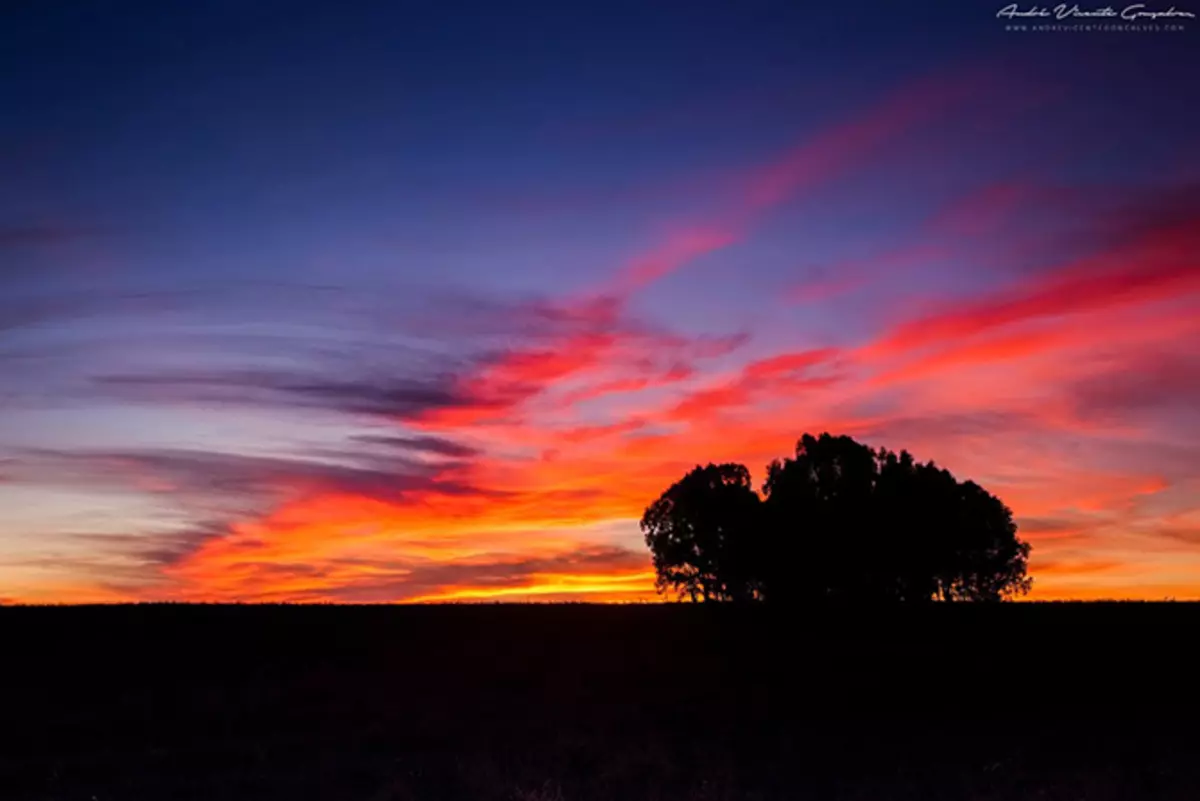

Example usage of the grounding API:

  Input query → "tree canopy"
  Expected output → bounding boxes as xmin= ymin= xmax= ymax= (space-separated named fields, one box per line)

xmin=640 ymin=463 xmax=765 ymax=602
xmin=641 ymin=433 xmax=1032 ymax=603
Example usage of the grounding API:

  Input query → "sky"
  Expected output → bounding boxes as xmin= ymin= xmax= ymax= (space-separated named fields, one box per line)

xmin=2 ymin=0 xmax=1198 ymax=603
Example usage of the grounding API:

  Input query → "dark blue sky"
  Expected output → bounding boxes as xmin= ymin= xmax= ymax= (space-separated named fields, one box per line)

xmin=3 ymin=1 xmax=1192 ymax=291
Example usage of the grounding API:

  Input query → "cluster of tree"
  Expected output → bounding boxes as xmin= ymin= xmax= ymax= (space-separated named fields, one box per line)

xmin=641 ymin=433 xmax=1032 ymax=603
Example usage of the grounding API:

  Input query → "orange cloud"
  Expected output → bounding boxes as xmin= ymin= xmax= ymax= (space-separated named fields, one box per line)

xmin=868 ymin=217 xmax=1200 ymax=358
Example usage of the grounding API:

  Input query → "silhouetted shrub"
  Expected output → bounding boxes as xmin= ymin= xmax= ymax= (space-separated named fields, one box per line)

xmin=642 ymin=433 xmax=1031 ymax=602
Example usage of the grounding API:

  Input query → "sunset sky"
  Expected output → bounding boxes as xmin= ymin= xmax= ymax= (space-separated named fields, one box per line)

xmin=2 ymin=1 xmax=1198 ymax=603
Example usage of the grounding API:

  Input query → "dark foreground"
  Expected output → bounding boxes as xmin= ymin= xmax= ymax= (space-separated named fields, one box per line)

xmin=3 ymin=603 xmax=1199 ymax=800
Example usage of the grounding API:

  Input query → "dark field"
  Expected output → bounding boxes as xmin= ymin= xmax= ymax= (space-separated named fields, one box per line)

xmin=3 ymin=603 xmax=1199 ymax=800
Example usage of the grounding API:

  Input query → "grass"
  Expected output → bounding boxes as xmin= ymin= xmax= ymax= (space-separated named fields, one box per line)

xmin=2 ymin=602 xmax=1199 ymax=799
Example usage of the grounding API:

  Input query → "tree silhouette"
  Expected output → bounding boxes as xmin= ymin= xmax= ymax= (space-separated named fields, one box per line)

xmin=640 ymin=463 xmax=764 ymax=602
xmin=643 ymin=433 xmax=1032 ymax=603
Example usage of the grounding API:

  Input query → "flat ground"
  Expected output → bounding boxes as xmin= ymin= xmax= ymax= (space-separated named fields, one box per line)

xmin=3 ymin=603 xmax=1198 ymax=800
